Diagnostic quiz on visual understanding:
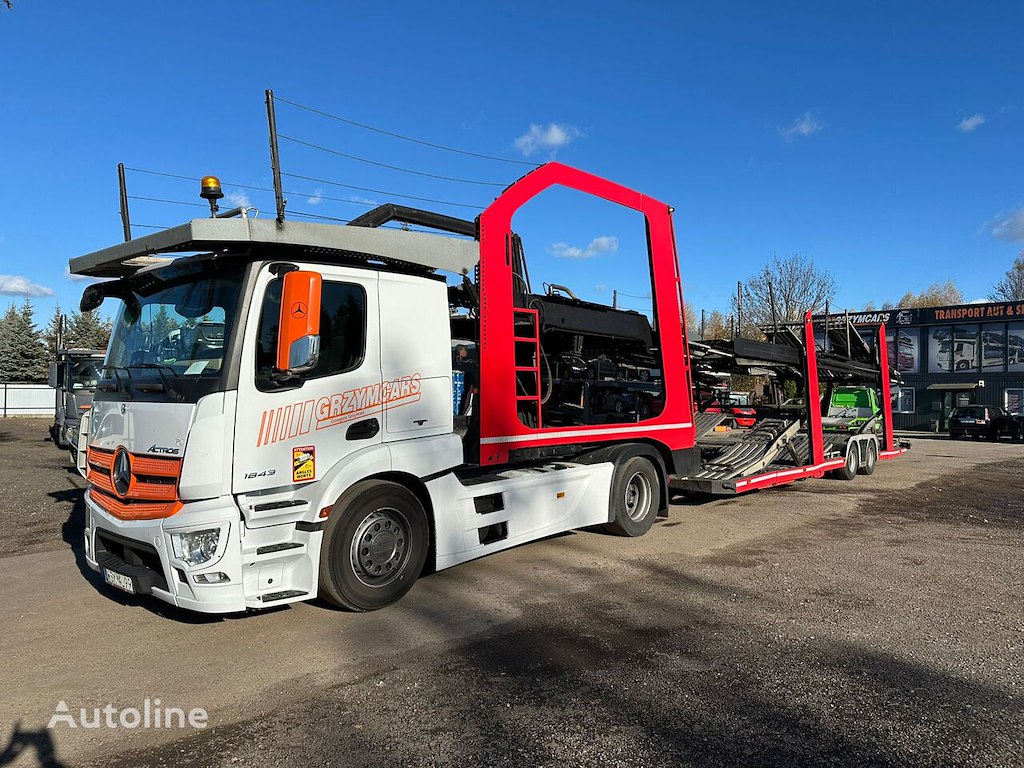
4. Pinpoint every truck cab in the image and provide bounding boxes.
[70,164,695,614]
[49,347,105,459]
